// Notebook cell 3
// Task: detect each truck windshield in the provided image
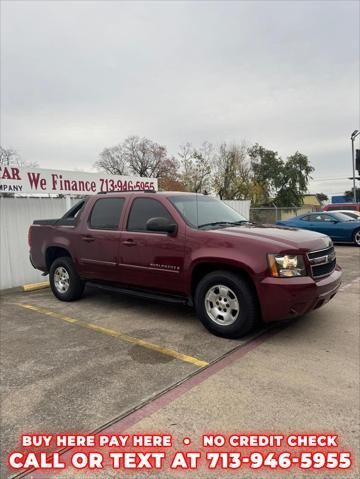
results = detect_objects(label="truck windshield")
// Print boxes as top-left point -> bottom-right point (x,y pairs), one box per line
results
168,195 -> 247,229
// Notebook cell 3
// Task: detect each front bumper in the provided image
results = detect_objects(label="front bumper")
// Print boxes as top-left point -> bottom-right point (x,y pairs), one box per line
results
258,265 -> 343,322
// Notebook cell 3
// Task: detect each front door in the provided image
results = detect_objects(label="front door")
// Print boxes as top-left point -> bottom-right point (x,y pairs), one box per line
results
77,197 -> 125,281
307,213 -> 341,240
120,197 -> 185,293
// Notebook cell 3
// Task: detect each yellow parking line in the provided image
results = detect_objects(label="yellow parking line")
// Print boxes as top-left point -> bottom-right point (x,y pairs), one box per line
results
23,281 -> 49,292
16,303 -> 209,368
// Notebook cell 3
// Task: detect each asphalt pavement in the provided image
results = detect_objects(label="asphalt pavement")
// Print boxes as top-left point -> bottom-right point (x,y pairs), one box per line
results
1,245 -> 359,478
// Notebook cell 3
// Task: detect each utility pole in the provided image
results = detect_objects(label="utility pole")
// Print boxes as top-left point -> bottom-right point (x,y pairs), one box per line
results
351,130 -> 360,202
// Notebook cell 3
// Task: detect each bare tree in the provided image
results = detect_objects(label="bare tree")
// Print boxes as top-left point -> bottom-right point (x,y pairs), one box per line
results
0,146 -> 38,197
95,146 -> 128,175
0,145 -> 37,167
96,136 -> 180,188
178,143 -> 194,189
158,156 -> 185,191
96,136 -> 169,178
122,136 -> 169,178
0,146 -> 24,167
213,142 -> 252,200
178,142 -> 214,192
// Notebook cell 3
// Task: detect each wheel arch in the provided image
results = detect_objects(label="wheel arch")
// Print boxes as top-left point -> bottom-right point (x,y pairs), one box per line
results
190,261 -> 260,313
45,246 -> 72,271
353,227 -> 360,246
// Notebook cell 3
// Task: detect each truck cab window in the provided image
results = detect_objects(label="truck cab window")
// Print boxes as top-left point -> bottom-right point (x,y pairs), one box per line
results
89,198 -> 125,230
127,198 -> 173,231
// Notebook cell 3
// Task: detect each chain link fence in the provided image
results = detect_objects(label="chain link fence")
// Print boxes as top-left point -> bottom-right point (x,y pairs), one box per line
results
250,206 -> 319,224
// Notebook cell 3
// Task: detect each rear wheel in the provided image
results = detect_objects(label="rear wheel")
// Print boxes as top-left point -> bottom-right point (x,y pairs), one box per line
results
194,270 -> 258,338
353,229 -> 360,247
49,256 -> 84,301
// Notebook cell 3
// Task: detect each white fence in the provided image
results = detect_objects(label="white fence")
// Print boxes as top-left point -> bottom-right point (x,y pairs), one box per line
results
0,197 -> 250,290
0,198 -> 77,290
223,200 -> 251,220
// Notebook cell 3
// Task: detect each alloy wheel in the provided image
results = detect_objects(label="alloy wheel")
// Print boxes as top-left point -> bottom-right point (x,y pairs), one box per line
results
204,284 -> 240,326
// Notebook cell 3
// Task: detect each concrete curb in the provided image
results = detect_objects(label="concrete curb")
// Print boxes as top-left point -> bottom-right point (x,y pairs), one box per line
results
0,281 -> 50,295
22,281 -> 49,292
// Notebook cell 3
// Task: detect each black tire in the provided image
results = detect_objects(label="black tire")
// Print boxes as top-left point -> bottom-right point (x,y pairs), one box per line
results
194,270 -> 258,338
353,229 -> 360,247
49,256 -> 84,301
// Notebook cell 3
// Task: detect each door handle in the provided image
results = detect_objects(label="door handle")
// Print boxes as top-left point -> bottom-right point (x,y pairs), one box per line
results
122,239 -> 137,246
82,235 -> 95,242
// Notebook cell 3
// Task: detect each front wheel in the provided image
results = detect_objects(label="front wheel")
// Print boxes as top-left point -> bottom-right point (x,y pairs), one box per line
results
353,229 -> 360,247
194,270 -> 258,338
49,256 -> 84,301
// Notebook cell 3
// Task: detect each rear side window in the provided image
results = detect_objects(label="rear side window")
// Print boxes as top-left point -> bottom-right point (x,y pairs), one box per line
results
63,200 -> 85,219
89,198 -> 125,230
322,214 -> 336,222
127,198 -> 172,232
58,200 -> 85,226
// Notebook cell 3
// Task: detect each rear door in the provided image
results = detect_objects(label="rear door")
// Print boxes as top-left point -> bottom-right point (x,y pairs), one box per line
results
77,197 -> 125,281
120,197 -> 186,293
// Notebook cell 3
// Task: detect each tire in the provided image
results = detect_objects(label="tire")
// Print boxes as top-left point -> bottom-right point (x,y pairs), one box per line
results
49,256 -> 84,301
194,270 -> 258,338
353,229 -> 360,247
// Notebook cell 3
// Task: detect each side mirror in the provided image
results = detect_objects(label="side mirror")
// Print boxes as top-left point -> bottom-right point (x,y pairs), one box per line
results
146,217 -> 177,234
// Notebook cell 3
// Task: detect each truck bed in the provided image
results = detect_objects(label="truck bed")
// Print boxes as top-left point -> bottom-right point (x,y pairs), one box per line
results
33,219 -> 59,225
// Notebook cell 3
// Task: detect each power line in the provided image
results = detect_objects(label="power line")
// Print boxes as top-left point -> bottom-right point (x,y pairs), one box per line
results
310,177 -> 355,182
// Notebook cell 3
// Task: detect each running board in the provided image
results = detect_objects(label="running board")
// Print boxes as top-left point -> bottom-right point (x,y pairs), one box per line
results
87,282 -> 190,305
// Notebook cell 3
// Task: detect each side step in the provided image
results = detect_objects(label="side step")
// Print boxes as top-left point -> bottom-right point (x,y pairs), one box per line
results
87,282 -> 191,306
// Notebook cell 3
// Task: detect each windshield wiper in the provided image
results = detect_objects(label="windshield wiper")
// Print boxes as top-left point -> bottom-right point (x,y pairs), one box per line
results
198,220 -> 248,229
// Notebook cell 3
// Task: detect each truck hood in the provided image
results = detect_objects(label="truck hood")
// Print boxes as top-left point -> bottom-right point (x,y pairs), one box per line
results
212,224 -> 331,252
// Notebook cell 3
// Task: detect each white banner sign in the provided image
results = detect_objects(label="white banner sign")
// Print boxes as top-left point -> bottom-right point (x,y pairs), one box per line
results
0,166 -> 158,195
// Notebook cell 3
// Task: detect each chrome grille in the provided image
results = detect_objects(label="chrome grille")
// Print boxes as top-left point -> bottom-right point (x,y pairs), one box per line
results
307,245 -> 336,279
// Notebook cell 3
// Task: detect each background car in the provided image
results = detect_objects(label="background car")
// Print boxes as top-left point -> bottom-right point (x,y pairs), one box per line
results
322,203 -> 360,212
277,211 -> 360,246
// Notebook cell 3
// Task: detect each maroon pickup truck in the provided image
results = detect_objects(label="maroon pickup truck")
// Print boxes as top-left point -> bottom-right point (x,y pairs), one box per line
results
29,192 -> 342,338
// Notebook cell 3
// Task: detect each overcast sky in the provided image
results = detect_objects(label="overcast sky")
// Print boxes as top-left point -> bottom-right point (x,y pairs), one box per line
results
1,0 -> 359,197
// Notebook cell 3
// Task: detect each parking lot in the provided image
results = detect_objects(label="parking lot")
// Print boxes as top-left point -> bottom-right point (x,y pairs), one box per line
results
1,245 -> 359,478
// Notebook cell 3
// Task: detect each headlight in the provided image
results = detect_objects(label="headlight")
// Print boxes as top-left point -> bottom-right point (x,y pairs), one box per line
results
268,254 -> 306,278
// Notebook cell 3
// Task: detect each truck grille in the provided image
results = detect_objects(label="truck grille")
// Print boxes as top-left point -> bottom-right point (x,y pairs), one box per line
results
307,245 -> 336,279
